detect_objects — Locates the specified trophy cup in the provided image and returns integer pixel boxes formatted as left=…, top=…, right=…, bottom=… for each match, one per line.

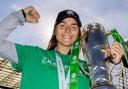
left=82, top=23, right=116, bottom=89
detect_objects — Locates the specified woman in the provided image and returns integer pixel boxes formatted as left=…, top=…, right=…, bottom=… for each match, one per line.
left=0, top=6, right=126, bottom=89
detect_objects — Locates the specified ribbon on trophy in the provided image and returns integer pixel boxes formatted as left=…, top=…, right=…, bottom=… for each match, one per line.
left=111, top=29, right=128, bottom=67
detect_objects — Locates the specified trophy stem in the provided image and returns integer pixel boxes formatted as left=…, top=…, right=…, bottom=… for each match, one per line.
left=90, top=66, right=116, bottom=89
left=93, top=85, right=116, bottom=89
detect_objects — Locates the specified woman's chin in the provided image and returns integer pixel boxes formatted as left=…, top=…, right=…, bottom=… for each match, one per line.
left=63, top=42, right=73, bottom=47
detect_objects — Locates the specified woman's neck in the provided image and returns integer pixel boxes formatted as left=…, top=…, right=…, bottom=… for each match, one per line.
left=56, top=45, right=71, bottom=55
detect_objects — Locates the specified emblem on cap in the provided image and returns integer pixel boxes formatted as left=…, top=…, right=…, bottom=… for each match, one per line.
left=66, top=10, right=75, bottom=16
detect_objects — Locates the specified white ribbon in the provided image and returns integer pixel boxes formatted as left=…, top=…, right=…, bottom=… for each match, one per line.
left=56, top=53, right=70, bottom=89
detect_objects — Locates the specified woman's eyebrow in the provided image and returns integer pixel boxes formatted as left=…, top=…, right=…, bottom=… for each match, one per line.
left=71, top=23, right=78, bottom=26
left=60, top=21, right=66, bottom=23
left=61, top=21, right=78, bottom=25
left=60, top=21, right=78, bottom=26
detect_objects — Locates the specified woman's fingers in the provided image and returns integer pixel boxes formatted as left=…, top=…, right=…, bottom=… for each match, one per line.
left=23, top=6, right=40, bottom=23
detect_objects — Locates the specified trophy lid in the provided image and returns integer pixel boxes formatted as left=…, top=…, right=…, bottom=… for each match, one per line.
left=83, top=22, right=105, bottom=32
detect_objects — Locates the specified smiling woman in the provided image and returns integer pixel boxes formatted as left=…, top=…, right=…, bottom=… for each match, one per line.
left=0, top=6, right=90, bottom=89
left=47, top=9, right=81, bottom=51
left=0, top=5, right=127, bottom=89
left=53, top=18, right=79, bottom=54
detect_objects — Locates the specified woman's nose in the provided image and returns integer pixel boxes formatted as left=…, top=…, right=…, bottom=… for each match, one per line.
left=65, top=26, right=71, bottom=33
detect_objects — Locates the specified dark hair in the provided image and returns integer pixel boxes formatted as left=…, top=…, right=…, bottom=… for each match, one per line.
left=47, top=9, right=82, bottom=50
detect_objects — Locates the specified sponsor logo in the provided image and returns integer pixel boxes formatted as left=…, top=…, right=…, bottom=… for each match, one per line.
left=66, top=10, right=75, bottom=16
left=71, top=73, right=76, bottom=79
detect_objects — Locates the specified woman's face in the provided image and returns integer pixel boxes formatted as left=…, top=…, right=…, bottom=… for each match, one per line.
left=55, top=17, right=79, bottom=47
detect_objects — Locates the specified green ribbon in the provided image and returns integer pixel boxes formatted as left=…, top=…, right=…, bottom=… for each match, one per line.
left=111, top=29, right=128, bottom=67
left=27, top=12, right=33, bottom=16
left=70, top=38, right=81, bottom=89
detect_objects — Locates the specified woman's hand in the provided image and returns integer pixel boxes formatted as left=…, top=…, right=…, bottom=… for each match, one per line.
left=105, top=41, right=124, bottom=64
left=23, top=6, right=40, bottom=23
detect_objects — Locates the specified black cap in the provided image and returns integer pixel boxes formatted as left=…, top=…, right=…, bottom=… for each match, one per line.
left=55, top=9, right=82, bottom=27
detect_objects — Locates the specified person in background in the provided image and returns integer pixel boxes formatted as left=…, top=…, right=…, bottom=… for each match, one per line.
left=0, top=6, right=127, bottom=89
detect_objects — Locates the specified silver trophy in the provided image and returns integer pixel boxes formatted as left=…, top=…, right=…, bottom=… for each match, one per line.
left=82, top=23, right=116, bottom=89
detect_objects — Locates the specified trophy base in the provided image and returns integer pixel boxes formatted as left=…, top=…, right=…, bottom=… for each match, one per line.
left=93, top=85, right=116, bottom=89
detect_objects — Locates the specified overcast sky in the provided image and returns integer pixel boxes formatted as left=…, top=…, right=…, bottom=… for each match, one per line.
left=0, top=0, right=128, bottom=48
